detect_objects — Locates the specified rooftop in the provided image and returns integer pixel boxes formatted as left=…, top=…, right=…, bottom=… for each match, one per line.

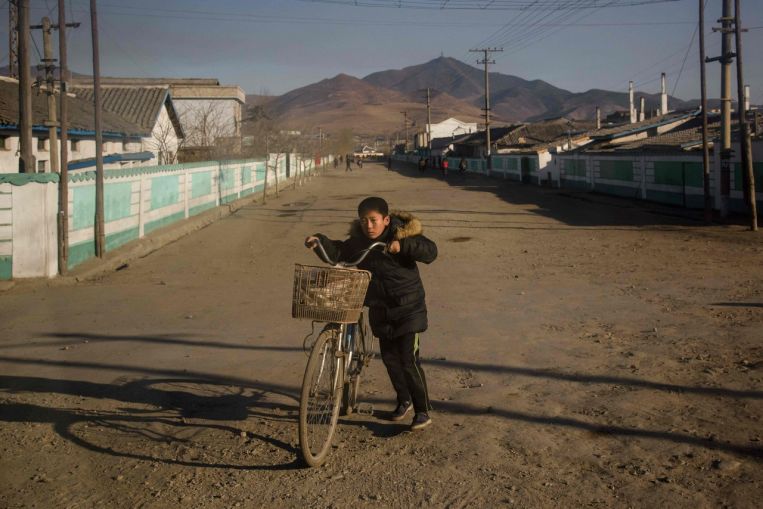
left=0, top=77, right=147, bottom=137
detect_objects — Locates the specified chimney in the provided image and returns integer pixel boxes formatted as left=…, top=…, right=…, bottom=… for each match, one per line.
left=744, top=84, right=750, bottom=112
left=595, top=106, right=601, bottom=130
left=629, top=81, right=636, bottom=123
left=660, top=72, right=668, bottom=115
left=639, top=97, right=646, bottom=122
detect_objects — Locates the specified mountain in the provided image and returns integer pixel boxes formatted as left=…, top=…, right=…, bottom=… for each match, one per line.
left=364, top=56, right=693, bottom=123
left=260, top=73, right=487, bottom=136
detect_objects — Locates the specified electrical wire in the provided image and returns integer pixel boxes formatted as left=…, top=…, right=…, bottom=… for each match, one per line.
left=670, top=0, right=706, bottom=97
left=296, top=0, right=680, bottom=9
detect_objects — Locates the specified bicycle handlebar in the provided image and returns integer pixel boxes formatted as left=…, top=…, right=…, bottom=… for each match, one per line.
left=311, top=238, right=387, bottom=268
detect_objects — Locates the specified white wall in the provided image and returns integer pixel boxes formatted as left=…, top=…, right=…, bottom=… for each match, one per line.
left=0, top=133, right=153, bottom=173
left=1, top=181, right=58, bottom=277
left=173, top=98, right=241, bottom=146
left=141, top=106, right=181, bottom=165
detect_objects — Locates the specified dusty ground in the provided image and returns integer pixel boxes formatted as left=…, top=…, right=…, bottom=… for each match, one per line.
left=0, top=163, right=761, bottom=508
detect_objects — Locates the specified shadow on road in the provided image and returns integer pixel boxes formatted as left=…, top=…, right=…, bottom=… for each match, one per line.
left=389, top=161, right=722, bottom=231
left=0, top=374, right=301, bottom=471
left=1, top=346, right=762, bottom=461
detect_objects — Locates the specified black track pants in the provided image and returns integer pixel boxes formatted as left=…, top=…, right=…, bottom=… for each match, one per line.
left=379, top=332, right=431, bottom=414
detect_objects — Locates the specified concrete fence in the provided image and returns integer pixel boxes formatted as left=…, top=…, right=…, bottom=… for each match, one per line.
left=394, top=143, right=762, bottom=213
left=1, top=153, right=331, bottom=280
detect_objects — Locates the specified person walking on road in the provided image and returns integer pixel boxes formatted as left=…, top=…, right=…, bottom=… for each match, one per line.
left=418, top=157, right=426, bottom=173
left=458, top=157, right=467, bottom=176
left=441, top=157, right=449, bottom=177
left=345, top=154, right=352, bottom=172
left=304, top=197, right=438, bottom=431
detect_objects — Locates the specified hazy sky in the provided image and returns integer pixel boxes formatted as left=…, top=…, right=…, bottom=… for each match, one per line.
left=2, top=0, right=762, bottom=102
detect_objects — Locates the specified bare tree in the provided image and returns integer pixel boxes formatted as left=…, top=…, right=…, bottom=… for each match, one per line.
left=177, top=101, right=236, bottom=161
left=145, top=113, right=181, bottom=165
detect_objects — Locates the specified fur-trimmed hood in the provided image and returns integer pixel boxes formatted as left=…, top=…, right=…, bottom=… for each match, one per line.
left=349, top=210, right=423, bottom=241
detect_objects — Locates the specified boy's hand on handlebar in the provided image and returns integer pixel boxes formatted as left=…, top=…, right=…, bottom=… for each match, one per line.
left=305, top=236, right=319, bottom=249
left=387, top=240, right=401, bottom=254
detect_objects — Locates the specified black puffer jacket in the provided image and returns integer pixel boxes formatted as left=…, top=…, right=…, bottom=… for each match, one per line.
left=314, top=211, right=438, bottom=339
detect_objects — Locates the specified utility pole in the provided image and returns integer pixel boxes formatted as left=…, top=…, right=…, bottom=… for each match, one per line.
left=470, top=47, right=502, bottom=174
left=58, top=0, right=79, bottom=274
left=9, top=1, right=19, bottom=79
left=733, top=0, right=757, bottom=231
left=707, top=0, right=735, bottom=216
left=31, top=17, right=59, bottom=173
left=425, top=88, right=432, bottom=157
left=699, top=0, right=713, bottom=224
left=400, top=111, right=408, bottom=150
left=18, top=0, right=34, bottom=173
left=90, top=0, right=105, bottom=257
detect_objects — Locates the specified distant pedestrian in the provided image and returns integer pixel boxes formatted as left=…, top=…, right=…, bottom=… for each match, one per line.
left=418, top=157, right=426, bottom=173
left=334, top=157, right=339, bottom=169
left=357, top=157, right=363, bottom=169
left=458, top=157, right=467, bottom=176
left=441, top=158, right=449, bottom=177
left=346, top=154, right=352, bottom=172
left=387, top=155, right=393, bottom=171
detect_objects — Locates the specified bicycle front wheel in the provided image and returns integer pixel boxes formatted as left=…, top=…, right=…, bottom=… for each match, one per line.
left=299, top=326, right=343, bottom=467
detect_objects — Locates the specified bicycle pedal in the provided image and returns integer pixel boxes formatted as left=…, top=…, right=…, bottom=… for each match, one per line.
left=355, top=403, right=374, bottom=416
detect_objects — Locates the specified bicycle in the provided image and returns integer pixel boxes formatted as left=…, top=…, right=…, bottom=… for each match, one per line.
left=293, top=239, right=386, bottom=467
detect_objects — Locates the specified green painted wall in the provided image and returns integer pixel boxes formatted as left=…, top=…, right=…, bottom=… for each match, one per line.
left=0, top=255, right=11, bottom=280
left=150, top=174, right=180, bottom=210
left=105, top=227, right=140, bottom=252
left=242, top=166, right=252, bottom=185
left=68, top=240, right=95, bottom=269
left=598, top=160, right=633, bottom=181
left=144, top=211, right=185, bottom=235
left=653, top=161, right=704, bottom=188
left=563, top=159, right=587, bottom=177
left=220, top=167, right=236, bottom=192
left=105, top=182, right=134, bottom=222
left=733, top=162, right=763, bottom=192
left=191, top=172, right=213, bottom=198
left=72, top=185, right=96, bottom=230
left=189, top=201, right=216, bottom=216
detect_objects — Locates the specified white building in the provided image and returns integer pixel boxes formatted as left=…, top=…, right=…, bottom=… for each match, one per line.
left=71, top=85, right=184, bottom=165
left=416, top=117, right=478, bottom=150
left=0, top=76, right=155, bottom=173
left=91, top=78, right=245, bottom=150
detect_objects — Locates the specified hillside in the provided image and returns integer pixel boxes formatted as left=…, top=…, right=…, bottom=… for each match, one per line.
left=365, top=56, right=692, bottom=123
left=259, top=73, right=488, bottom=136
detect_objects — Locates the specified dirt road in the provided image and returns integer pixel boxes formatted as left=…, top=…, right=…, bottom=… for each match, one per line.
left=1, top=163, right=761, bottom=508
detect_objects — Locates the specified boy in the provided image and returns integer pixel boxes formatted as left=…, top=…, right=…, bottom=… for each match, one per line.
left=304, top=197, right=438, bottom=430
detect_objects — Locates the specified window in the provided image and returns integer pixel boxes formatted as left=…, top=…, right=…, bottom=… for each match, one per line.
left=37, top=160, right=47, bottom=172
left=0, top=136, right=8, bottom=150
left=37, top=138, right=48, bottom=151
left=122, top=139, right=128, bottom=152
left=71, top=139, right=80, bottom=152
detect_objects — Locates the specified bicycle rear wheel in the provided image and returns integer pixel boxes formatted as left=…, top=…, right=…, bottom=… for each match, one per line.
left=342, top=311, right=371, bottom=415
left=299, top=326, right=343, bottom=467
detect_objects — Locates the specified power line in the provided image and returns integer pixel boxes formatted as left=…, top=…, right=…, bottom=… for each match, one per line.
left=297, top=0, right=681, bottom=9
left=670, top=0, right=706, bottom=97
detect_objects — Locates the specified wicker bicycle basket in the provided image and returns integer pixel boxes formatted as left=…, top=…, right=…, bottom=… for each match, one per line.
left=292, top=264, right=372, bottom=323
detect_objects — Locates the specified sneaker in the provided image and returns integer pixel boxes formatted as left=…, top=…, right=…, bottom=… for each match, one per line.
left=410, top=412, right=432, bottom=431
left=390, top=401, right=413, bottom=422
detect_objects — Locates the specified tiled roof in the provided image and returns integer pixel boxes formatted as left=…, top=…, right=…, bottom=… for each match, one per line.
left=0, top=78, right=146, bottom=136
left=589, top=113, right=762, bottom=152
left=452, top=126, right=518, bottom=146
left=496, top=118, right=595, bottom=148
left=590, top=109, right=698, bottom=139
left=71, top=86, right=169, bottom=131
